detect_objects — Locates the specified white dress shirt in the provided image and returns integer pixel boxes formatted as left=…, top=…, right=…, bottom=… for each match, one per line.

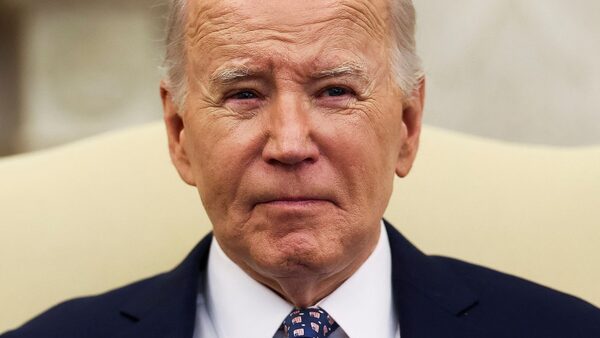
left=193, top=221, right=400, bottom=338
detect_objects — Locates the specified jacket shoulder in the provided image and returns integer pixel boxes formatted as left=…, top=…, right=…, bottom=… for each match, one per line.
left=2, top=234, right=212, bottom=338
left=434, top=255, right=600, bottom=336
left=0, top=273, right=165, bottom=338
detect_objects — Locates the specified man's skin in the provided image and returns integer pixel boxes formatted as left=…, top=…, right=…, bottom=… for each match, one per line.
left=161, top=0, right=425, bottom=308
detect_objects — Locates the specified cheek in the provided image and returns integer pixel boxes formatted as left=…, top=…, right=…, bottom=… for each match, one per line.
left=318, top=111, right=399, bottom=206
left=183, top=115, right=260, bottom=218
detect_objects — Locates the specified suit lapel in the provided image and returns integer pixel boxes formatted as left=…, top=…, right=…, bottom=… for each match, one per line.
left=115, top=234, right=213, bottom=338
left=112, top=222, right=481, bottom=338
left=385, top=220, right=483, bottom=338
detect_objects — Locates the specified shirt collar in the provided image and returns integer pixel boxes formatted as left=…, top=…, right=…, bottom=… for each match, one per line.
left=206, top=235, right=292, bottom=338
left=205, top=221, right=396, bottom=338
left=318, top=221, right=397, bottom=338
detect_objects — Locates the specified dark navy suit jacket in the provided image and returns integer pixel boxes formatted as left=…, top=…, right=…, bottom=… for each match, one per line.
left=3, top=221, right=600, bottom=337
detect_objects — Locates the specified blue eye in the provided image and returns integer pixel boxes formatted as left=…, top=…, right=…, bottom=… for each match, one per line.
left=324, top=87, right=349, bottom=97
left=232, top=91, right=258, bottom=100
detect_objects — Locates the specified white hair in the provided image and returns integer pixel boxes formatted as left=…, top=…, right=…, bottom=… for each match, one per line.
left=162, top=0, right=423, bottom=109
left=162, top=0, right=189, bottom=108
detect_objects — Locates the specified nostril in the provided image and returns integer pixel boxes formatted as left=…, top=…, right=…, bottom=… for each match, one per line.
left=266, top=156, right=316, bottom=167
left=265, top=150, right=317, bottom=165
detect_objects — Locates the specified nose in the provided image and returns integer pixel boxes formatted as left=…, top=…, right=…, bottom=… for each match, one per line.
left=261, top=95, right=319, bottom=166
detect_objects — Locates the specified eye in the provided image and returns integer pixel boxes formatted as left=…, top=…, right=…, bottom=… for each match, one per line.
left=321, top=86, right=353, bottom=97
left=230, top=90, right=259, bottom=100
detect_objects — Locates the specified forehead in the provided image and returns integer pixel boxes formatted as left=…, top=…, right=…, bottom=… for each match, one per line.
left=184, top=0, right=392, bottom=74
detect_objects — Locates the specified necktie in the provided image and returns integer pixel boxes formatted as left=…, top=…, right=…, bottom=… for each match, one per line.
left=282, top=307, right=340, bottom=338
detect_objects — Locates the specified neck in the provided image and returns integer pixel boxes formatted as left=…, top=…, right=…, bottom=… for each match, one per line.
left=236, top=234, right=379, bottom=307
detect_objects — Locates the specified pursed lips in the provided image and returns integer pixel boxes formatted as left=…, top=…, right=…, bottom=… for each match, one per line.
left=253, top=196, right=334, bottom=208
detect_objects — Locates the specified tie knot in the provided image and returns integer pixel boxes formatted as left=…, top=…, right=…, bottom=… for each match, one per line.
left=282, top=306, right=339, bottom=338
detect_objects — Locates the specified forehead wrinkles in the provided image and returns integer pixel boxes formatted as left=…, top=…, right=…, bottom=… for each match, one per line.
left=337, top=1, right=388, bottom=42
left=185, top=0, right=389, bottom=51
left=185, top=2, right=243, bottom=51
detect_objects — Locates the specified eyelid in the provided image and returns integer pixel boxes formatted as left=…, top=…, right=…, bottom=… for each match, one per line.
left=318, top=85, right=356, bottom=97
left=224, top=88, right=262, bottom=101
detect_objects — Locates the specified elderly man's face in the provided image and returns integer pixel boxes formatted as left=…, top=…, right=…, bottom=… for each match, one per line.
left=163, top=0, right=423, bottom=295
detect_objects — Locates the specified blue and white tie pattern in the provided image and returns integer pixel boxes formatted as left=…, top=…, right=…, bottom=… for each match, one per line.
left=283, top=307, right=339, bottom=338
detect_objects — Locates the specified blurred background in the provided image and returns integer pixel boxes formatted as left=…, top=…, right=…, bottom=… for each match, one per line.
left=0, top=0, right=599, bottom=157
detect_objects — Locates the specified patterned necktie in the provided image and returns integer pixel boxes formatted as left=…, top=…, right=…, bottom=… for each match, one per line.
left=282, top=306, right=340, bottom=338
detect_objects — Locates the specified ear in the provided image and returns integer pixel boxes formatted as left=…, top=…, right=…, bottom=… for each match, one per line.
left=395, top=77, right=425, bottom=178
left=161, top=81, right=196, bottom=186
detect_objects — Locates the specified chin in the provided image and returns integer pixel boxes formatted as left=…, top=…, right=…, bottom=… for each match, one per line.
left=253, top=232, right=341, bottom=276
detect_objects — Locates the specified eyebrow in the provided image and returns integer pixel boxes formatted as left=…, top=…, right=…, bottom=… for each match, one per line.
left=210, top=66, right=256, bottom=85
left=209, top=61, right=369, bottom=86
left=310, top=62, right=369, bottom=82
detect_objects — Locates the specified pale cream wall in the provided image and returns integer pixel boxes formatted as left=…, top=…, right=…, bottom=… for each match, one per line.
left=414, top=0, right=600, bottom=146
left=4, top=0, right=167, bottom=153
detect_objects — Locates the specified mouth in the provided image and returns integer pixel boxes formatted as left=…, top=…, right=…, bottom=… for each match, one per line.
left=254, top=196, right=333, bottom=209
left=261, top=198, right=328, bottom=205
